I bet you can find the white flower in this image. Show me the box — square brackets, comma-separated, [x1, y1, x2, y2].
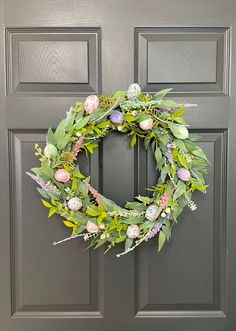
[161, 212, 166, 218]
[99, 223, 105, 230]
[165, 207, 171, 214]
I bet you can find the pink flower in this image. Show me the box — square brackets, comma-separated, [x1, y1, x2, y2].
[54, 169, 70, 183]
[84, 95, 99, 114]
[126, 224, 140, 239]
[86, 221, 99, 233]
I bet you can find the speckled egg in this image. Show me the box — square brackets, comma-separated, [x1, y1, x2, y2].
[127, 83, 141, 100]
[110, 110, 124, 124]
[86, 220, 99, 233]
[145, 205, 159, 221]
[177, 167, 191, 181]
[84, 95, 99, 114]
[67, 197, 82, 211]
[44, 144, 58, 158]
[139, 118, 153, 131]
[126, 224, 140, 239]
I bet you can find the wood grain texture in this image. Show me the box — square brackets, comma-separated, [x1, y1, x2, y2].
[19, 41, 88, 83]
[135, 27, 230, 95]
[6, 28, 101, 95]
[148, 41, 217, 83]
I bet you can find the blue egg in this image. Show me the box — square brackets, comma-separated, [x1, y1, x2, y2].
[127, 83, 141, 100]
[110, 110, 124, 124]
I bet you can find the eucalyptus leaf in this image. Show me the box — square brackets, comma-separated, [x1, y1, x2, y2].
[74, 116, 90, 130]
[173, 180, 186, 201]
[125, 238, 133, 251]
[158, 100, 179, 108]
[168, 124, 189, 139]
[158, 231, 166, 252]
[153, 88, 173, 100]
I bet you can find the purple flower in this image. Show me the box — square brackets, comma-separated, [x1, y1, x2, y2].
[26, 172, 60, 196]
[146, 222, 162, 239]
[167, 143, 174, 167]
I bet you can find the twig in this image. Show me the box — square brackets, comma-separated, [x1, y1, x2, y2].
[89, 97, 121, 124]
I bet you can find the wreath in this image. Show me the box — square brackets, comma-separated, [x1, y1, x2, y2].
[27, 84, 209, 257]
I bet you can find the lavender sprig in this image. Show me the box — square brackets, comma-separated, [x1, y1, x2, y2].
[145, 222, 163, 240]
[26, 172, 60, 196]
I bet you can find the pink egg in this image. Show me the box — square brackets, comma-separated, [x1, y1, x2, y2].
[84, 95, 99, 114]
[139, 118, 153, 131]
[54, 169, 70, 183]
[86, 221, 99, 233]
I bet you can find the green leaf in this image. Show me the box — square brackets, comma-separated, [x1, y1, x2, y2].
[54, 119, 66, 142]
[153, 88, 173, 100]
[41, 162, 54, 178]
[125, 238, 133, 251]
[86, 208, 100, 216]
[41, 199, 53, 208]
[168, 124, 189, 139]
[125, 201, 146, 211]
[173, 181, 186, 201]
[121, 216, 145, 224]
[113, 90, 127, 98]
[174, 117, 186, 125]
[189, 133, 201, 141]
[37, 188, 50, 199]
[74, 116, 90, 130]
[48, 207, 57, 217]
[130, 134, 137, 147]
[63, 221, 75, 227]
[173, 139, 187, 152]
[158, 231, 166, 252]
[154, 147, 162, 164]
[192, 147, 208, 161]
[158, 100, 179, 108]
[177, 153, 188, 168]
[47, 128, 56, 145]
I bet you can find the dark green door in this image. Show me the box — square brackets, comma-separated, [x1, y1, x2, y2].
[0, 1, 235, 330]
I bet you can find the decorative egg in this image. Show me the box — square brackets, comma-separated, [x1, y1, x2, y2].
[139, 118, 153, 131]
[44, 144, 58, 158]
[177, 167, 191, 181]
[110, 110, 124, 124]
[67, 197, 82, 211]
[54, 169, 70, 183]
[126, 224, 140, 239]
[127, 83, 141, 100]
[145, 205, 159, 221]
[84, 95, 99, 114]
[86, 220, 99, 233]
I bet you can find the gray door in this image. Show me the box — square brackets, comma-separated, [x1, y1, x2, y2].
[0, 1, 235, 330]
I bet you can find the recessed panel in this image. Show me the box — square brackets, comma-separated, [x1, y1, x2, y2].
[19, 41, 88, 83]
[135, 131, 227, 316]
[6, 28, 101, 95]
[9, 130, 103, 317]
[148, 41, 217, 83]
[135, 27, 230, 95]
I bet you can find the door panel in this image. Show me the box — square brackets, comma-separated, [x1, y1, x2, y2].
[1, 0, 236, 330]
